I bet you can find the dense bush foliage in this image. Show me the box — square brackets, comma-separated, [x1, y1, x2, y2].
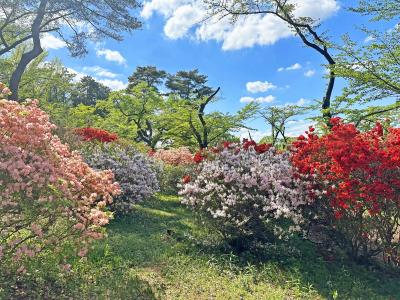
[292, 119, 400, 265]
[0, 98, 120, 276]
[75, 127, 118, 143]
[83, 144, 160, 214]
[150, 147, 195, 195]
[149, 147, 194, 166]
[179, 141, 311, 249]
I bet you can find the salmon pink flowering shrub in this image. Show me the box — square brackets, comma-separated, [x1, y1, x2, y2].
[150, 147, 194, 166]
[179, 141, 310, 249]
[0, 98, 120, 274]
[292, 118, 400, 265]
[149, 147, 195, 195]
[75, 127, 118, 143]
[83, 144, 160, 214]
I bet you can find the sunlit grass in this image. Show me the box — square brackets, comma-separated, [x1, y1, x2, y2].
[69, 194, 400, 299]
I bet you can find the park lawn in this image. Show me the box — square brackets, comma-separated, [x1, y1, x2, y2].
[72, 194, 400, 299]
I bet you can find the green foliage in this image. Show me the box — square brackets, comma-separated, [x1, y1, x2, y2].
[70, 76, 111, 106]
[158, 164, 193, 195]
[128, 65, 167, 90]
[4, 195, 397, 299]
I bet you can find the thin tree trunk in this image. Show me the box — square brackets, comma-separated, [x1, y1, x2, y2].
[9, 0, 48, 101]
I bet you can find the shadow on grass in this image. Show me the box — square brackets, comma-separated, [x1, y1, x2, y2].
[96, 195, 400, 299]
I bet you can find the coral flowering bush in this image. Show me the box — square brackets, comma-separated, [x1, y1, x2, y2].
[0, 98, 120, 273]
[149, 147, 195, 195]
[83, 144, 160, 214]
[75, 127, 118, 143]
[292, 119, 400, 265]
[179, 141, 310, 249]
[150, 147, 194, 166]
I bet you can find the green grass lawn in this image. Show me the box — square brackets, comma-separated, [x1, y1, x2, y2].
[72, 194, 400, 299]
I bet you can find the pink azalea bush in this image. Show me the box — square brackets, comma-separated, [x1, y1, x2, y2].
[149, 147, 194, 166]
[150, 147, 195, 195]
[0, 95, 120, 273]
[179, 141, 311, 249]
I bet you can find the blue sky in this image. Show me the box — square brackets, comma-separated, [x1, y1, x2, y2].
[42, 0, 375, 140]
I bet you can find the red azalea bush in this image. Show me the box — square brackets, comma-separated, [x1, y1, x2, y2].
[0, 97, 120, 276]
[192, 139, 272, 164]
[75, 127, 118, 143]
[292, 118, 400, 265]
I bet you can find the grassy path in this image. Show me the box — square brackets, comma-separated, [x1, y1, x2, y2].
[78, 195, 400, 299]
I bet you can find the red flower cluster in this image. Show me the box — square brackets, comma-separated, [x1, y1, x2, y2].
[194, 151, 205, 164]
[75, 128, 118, 143]
[292, 120, 400, 218]
[182, 175, 192, 184]
[193, 140, 272, 164]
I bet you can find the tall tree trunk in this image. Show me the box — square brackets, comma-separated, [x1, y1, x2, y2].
[9, 0, 48, 102]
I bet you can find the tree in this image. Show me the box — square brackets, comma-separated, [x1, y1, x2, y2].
[204, 0, 336, 122]
[331, 3, 400, 128]
[260, 105, 304, 147]
[165, 89, 258, 149]
[0, 0, 141, 100]
[351, 0, 400, 21]
[127, 66, 167, 90]
[70, 76, 111, 106]
[106, 83, 168, 149]
[166, 69, 214, 101]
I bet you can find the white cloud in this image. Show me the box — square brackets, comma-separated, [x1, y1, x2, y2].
[285, 120, 314, 137]
[141, 0, 339, 50]
[278, 63, 302, 71]
[97, 79, 128, 91]
[304, 69, 316, 77]
[236, 128, 271, 142]
[96, 49, 127, 65]
[41, 33, 66, 50]
[66, 67, 126, 90]
[287, 63, 302, 70]
[82, 66, 118, 78]
[66, 67, 87, 82]
[240, 95, 275, 103]
[364, 35, 375, 43]
[246, 81, 276, 93]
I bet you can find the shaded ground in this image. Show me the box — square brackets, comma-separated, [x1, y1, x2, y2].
[80, 195, 400, 299]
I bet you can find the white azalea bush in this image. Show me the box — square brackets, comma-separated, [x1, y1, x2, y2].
[82, 144, 160, 215]
[179, 141, 311, 249]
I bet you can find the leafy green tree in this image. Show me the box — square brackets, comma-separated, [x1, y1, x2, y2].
[0, 0, 141, 100]
[166, 69, 214, 101]
[127, 66, 167, 91]
[70, 76, 111, 106]
[330, 2, 400, 128]
[351, 0, 400, 21]
[260, 105, 304, 146]
[204, 0, 336, 121]
[165, 89, 258, 149]
[100, 83, 168, 149]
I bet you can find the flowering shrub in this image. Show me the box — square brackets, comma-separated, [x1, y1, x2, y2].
[0, 97, 120, 274]
[149, 147, 195, 195]
[83, 144, 160, 214]
[75, 127, 118, 143]
[292, 119, 400, 265]
[179, 141, 310, 249]
[149, 147, 194, 166]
